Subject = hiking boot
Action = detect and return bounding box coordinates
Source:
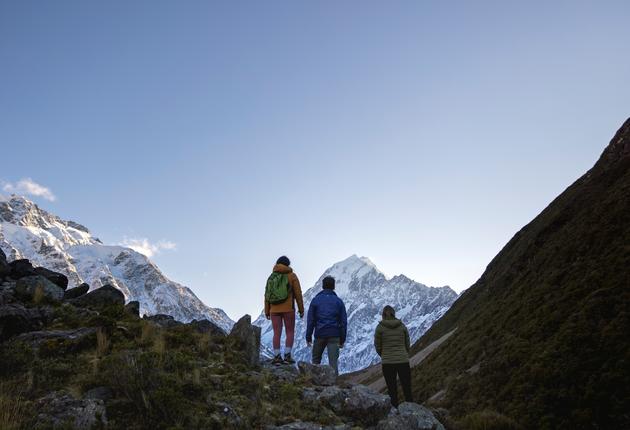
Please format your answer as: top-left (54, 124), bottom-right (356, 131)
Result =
top-left (284, 353), bottom-right (295, 364)
top-left (271, 354), bottom-right (284, 365)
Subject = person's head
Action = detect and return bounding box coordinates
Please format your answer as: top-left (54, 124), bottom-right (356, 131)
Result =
top-left (276, 256), bottom-right (291, 266)
top-left (322, 276), bottom-right (335, 290)
top-left (382, 305), bottom-right (396, 320)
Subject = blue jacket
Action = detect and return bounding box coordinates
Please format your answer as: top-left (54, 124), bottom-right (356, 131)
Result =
top-left (306, 290), bottom-right (348, 344)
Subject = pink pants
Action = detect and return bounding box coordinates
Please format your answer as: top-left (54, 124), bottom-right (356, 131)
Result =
top-left (271, 312), bottom-right (295, 350)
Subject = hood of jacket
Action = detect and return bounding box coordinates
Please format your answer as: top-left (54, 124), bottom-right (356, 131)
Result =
top-left (273, 264), bottom-right (293, 274)
top-left (316, 289), bottom-right (338, 298)
top-left (379, 318), bottom-right (403, 329)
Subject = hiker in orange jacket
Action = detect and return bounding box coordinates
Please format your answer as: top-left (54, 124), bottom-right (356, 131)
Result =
top-left (265, 256), bottom-right (304, 364)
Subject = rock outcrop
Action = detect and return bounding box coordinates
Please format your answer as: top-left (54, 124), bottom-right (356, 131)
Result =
top-left (228, 314), bottom-right (261, 368)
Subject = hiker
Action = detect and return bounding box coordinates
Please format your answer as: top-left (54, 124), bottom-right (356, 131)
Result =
top-left (265, 256), bottom-right (304, 365)
top-left (305, 276), bottom-right (348, 375)
top-left (374, 305), bottom-right (413, 408)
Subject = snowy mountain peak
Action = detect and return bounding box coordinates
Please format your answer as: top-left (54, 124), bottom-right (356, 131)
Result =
top-left (255, 256), bottom-right (457, 373)
top-left (0, 195), bottom-right (234, 332)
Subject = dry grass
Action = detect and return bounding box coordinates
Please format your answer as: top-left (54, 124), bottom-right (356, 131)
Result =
top-left (32, 285), bottom-right (45, 305)
top-left (198, 334), bottom-right (211, 357)
top-left (96, 328), bottom-right (110, 357)
top-left (192, 368), bottom-right (201, 386)
top-left (152, 332), bottom-right (166, 365)
top-left (139, 322), bottom-right (156, 346)
top-left (0, 384), bottom-right (28, 430)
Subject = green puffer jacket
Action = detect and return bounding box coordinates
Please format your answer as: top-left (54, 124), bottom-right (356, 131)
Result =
top-left (374, 318), bottom-right (410, 364)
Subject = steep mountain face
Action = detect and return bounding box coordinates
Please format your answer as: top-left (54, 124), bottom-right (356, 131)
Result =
top-left (254, 255), bottom-right (457, 373)
top-left (408, 119), bottom-right (630, 429)
top-left (0, 195), bottom-right (233, 331)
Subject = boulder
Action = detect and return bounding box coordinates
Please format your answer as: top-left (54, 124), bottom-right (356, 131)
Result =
top-left (64, 283), bottom-right (90, 300)
top-left (228, 314), bottom-right (261, 368)
top-left (124, 300), bottom-right (140, 317)
top-left (343, 384), bottom-right (391, 426)
top-left (33, 267), bottom-right (68, 290)
top-left (83, 386), bottom-right (113, 402)
top-left (189, 318), bottom-right (226, 336)
top-left (35, 390), bottom-right (107, 429)
top-left (267, 422), bottom-right (351, 430)
top-left (0, 248), bottom-right (9, 279)
top-left (144, 314), bottom-right (182, 328)
top-left (0, 303), bottom-right (51, 341)
top-left (15, 275), bottom-right (64, 303)
top-left (317, 385), bottom-right (348, 413)
top-left (9, 259), bottom-right (36, 279)
top-left (0, 281), bottom-right (16, 304)
top-left (264, 361), bottom-right (300, 382)
top-left (298, 361), bottom-right (337, 386)
top-left (15, 327), bottom-right (97, 351)
top-left (71, 284), bottom-right (124, 309)
top-left (376, 402), bottom-right (445, 430)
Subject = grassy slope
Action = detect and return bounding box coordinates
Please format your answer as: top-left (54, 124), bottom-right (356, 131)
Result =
top-left (409, 119), bottom-right (630, 429)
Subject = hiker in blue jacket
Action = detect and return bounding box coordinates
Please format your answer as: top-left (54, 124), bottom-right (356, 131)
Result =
top-left (305, 276), bottom-right (348, 375)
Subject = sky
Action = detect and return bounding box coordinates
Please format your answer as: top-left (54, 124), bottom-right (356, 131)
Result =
top-left (1, 1), bottom-right (629, 320)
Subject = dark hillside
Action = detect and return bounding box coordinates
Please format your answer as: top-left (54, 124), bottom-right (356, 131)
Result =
top-left (410, 118), bottom-right (630, 429)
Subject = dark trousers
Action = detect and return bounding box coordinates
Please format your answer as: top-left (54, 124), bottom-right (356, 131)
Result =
top-left (382, 362), bottom-right (413, 408)
top-left (312, 337), bottom-right (340, 375)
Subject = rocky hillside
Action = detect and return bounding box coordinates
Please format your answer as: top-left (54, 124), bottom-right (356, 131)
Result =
top-left (0, 252), bottom-right (444, 429)
top-left (403, 118), bottom-right (630, 429)
top-left (254, 255), bottom-right (457, 373)
top-left (0, 195), bottom-right (233, 331)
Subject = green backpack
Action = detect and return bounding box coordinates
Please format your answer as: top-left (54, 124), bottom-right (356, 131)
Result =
top-left (265, 272), bottom-right (290, 304)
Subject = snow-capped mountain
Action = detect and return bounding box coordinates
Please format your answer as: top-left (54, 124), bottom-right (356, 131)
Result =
top-left (254, 255), bottom-right (457, 373)
top-left (0, 195), bottom-right (233, 332)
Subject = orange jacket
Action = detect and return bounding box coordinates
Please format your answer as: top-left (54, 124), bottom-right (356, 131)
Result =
top-left (264, 264), bottom-right (304, 316)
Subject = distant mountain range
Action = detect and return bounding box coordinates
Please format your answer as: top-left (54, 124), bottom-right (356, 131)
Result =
top-left (0, 195), bottom-right (233, 332)
top-left (254, 255), bottom-right (457, 373)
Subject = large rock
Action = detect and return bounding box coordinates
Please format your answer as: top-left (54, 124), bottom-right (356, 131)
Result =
top-left (35, 390), bottom-right (107, 429)
top-left (15, 328), bottom-right (97, 351)
top-left (0, 280), bottom-right (16, 304)
top-left (376, 402), bottom-right (445, 430)
top-left (33, 267), bottom-right (68, 290)
top-left (0, 303), bottom-right (51, 341)
top-left (144, 313), bottom-right (182, 328)
top-left (71, 284), bottom-right (124, 309)
top-left (343, 385), bottom-right (391, 426)
top-left (267, 422), bottom-right (350, 430)
top-left (298, 361), bottom-right (337, 386)
top-left (15, 275), bottom-right (64, 303)
top-left (124, 300), bottom-right (140, 317)
top-left (0, 248), bottom-right (9, 279)
top-left (64, 283), bottom-right (90, 300)
top-left (189, 318), bottom-right (226, 336)
top-left (8, 259), bottom-right (36, 278)
top-left (264, 361), bottom-right (300, 382)
top-left (228, 314), bottom-right (261, 368)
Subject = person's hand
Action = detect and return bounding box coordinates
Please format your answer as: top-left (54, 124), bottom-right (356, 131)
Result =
top-left (299, 312), bottom-right (304, 319)
top-left (265, 314), bottom-right (270, 320)
top-left (339, 343), bottom-right (344, 349)
top-left (307, 341), bottom-right (312, 348)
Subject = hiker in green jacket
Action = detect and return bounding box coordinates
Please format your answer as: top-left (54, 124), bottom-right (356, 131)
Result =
top-left (374, 305), bottom-right (413, 408)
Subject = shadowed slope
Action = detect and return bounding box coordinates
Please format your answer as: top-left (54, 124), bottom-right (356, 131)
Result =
top-left (410, 118), bottom-right (630, 429)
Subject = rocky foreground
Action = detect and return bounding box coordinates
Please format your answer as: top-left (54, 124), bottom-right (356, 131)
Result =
top-left (0, 249), bottom-right (444, 429)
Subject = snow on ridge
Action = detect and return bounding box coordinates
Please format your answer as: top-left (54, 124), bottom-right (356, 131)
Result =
top-left (0, 194), bottom-right (234, 332)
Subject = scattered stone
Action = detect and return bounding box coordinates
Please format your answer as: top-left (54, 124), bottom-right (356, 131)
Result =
top-left (144, 313), bottom-right (182, 328)
top-left (71, 284), bottom-right (124, 309)
top-left (63, 283), bottom-right (90, 300)
top-left (0, 303), bottom-right (51, 341)
top-left (15, 275), bottom-right (64, 303)
top-left (14, 327), bottom-right (97, 351)
top-left (228, 314), bottom-right (261, 368)
top-left (9, 259), bottom-right (36, 279)
top-left (376, 402), bottom-right (445, 430)
top-left (298, 361), bottom-right (337, 386)
top-left (212, 401), bottom-right (243, 427)
top-left (190, 318), bottom-right (226, 336)
top-left (35, 390), bottom-right (107, 430)
top-left (33, 266), bottom-right (68, 290)
top-left (343, 384), bottom-right (391, 426)
top-left (267, 422), bottom-right (351, 430)
top-left (124, 300), bottom-right (140, 317)
top-left (83, 386), bottom-right (113, 402)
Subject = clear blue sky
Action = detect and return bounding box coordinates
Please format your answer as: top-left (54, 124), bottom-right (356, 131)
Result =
top-left (1, 1), bottom-right (628, 320)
